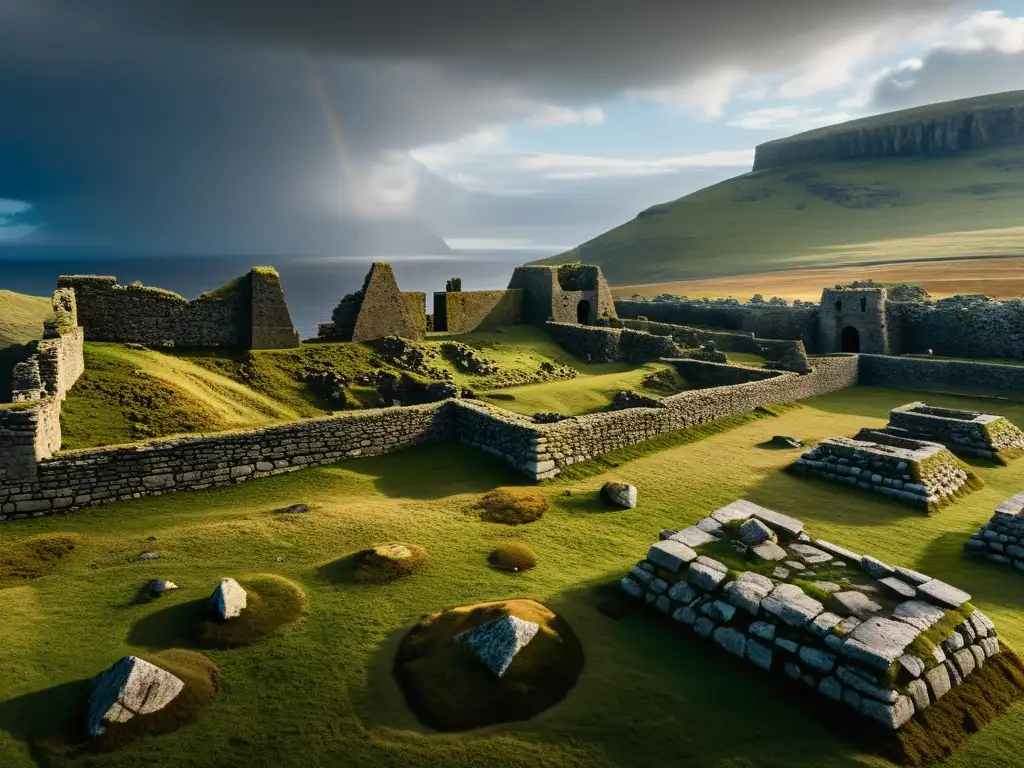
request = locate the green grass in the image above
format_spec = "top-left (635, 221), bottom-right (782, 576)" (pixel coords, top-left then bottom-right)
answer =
top-left (479, 361), bottom-right (683, 416)
top-left (0, 290), bottom-right (52, 349)
top-left (60, 344), bottom-right (300, 449)
top-left (536, 144), bottom-right (1024, 285)
top-left (3, 386), bottom-right (1024, 767)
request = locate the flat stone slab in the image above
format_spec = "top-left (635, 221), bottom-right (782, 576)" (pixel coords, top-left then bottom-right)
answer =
top-left (762, 584), bottom-right (824, 627)
top-left (670, 526), bottom-right (720, 548)
top-left (788, 543), bottom-right (833, 565)
top-left (917, 579), bottom-right (971, 609)
top-left (879, 577), bottom-right (917, 599)
top-left (752, 541), bottom-right (788, 561)
top-left (842, 617), bottom-right (922, 670)
top-left (710, 499), bottom-right (764, 525)
top-left (833, 591), bottom-right (882, 620)
top-left (689, 558), bottom-right (728, 591)
top-left (892, 599), bottom-right (950, 632)
top-left (815, 539), bottom-right (860, 561)
top-left (647, 540), bottom-right (697, 573)
top-left (750, 508), bottom-right (804, 538)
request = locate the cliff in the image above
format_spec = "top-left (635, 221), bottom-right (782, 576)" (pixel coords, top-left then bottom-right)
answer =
top-left (754, 91), bottom-right (1024, 170)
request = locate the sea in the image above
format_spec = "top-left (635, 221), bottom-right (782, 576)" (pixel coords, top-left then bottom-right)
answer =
top-left (0, 250), bottom-right (551, 339)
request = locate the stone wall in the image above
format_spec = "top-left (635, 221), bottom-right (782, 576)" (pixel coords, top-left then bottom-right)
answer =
top-left (622, 499), bottom-right (999, 731)
top-left (402, 292), bottom-right (428, 336)
top-left (886, 299), bottom-right (1024, 360)
top-left (964, 492), bottom-right (1024, 571)
top-left (666, 359), bottom-right (783, 388)
top-left (615, 299), bottom-right (819, 346)
top-left (619, 318), bottom-right (808, 361)
top-left (532, 355), bottom-right (859, 478)
top-left (59, 269), bottom-right (300, 350)
top-left (544, 322), bottom-right (680, 363)
top-left (819, 287), bottom-right (890, 354)
top-left (858, 354), bottom-right (1024, 395)
top-left (885, 402), bottom-right (1024, 462)
top-left (791, 429), bottom-right (977, 510)
top-left (433, 290), bottom-right (524, 334)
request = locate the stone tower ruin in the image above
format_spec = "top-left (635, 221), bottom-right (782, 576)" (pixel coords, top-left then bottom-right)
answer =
top-left (818, 285), bottom-right (889, 355)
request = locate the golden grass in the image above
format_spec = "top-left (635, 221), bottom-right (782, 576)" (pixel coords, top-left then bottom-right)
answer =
top-left (488, 542), bottom-right (538, 572)
top-left (614, 255), bottom-right (1024, 302)
top-left (354, 543), bottom-right (428, 584)
top-left (475, 489), bottom-right (548, 525)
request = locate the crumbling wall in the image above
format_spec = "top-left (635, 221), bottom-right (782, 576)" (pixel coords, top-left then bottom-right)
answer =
top-left (857, 355), bottom-right (1024, 395)
top-left (433, 290), bottom-right (524, 333)
top-left (666, 359), bottom-right (783, 387)
top-left (616, 299), bottom-right (819, 346)
top-left (887, 298), bottom-right (1024, 360)
top-left (544, 322), bottom-right (679, 362)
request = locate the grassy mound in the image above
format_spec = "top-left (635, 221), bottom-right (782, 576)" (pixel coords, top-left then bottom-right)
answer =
top-left (194, 575), bottom-right (306, 649)
top-left (487, 542), bottom-right (537, 572)
top-left (394, 598), bottom-right (583, 731)
top-left (354, 543), bottom-right (427, 584)
top-left (0, 534), bottom-right (79, 587)
top-left (85, 649), bottom-right (220, 754)
top-left (475, 489), bottom-right (547, 525)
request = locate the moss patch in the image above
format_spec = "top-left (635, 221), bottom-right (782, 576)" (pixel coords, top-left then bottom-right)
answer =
top-left (488, 542), bottom-right (538, 572)
top-left (194, 574), bottom-right (306, 649)
top-left (394, 598), bottom-right (584, 731)
top-left (475, 489), bottom-right (548, 525)
top-left (0, 534), bottom-right (80, 587)
top-left (353, 544), bottom-right (427, 584)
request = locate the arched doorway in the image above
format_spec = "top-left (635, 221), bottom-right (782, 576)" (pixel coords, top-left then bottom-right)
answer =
top-left (576, 299), bottom-right (592, 324)
top-left (840, 326), bottom-right (860, 353)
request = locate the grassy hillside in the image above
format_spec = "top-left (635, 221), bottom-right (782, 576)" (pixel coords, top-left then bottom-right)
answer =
top-left (538, 146), bottom-right (1024, 285)
top-left (60, 344), bottom-right (302, 449)
top-left (0, 290), bottom-right (52, 348)
top-left (2, 387), bottom-right (1024, 767)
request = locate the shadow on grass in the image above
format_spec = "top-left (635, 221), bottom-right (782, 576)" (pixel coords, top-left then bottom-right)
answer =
top-left (917, 531), bottom-right (1024, 617)
top-left (555, 490), bottom-right (625, 515)
top-left (126, 597), bottom-right (206, 650)
top-left (344, 442), bottom-right (530, 501)
top-left (315, 552), bottom-right (362, 585)
top-left (0, 677), bottom-right (90, 768)
top-left (808, 386), bottom-right (1024, 420)
top-left (743, 464), bottom-right (923, 528)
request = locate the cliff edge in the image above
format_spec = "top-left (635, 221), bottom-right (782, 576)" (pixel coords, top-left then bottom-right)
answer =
top-left (753, 90), bottom-right (1024, 171)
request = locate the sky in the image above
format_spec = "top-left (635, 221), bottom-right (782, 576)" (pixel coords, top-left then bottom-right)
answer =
top-left (1, 0), bottom-right (1023, 256)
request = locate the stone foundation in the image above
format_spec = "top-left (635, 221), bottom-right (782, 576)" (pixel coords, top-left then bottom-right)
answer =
top-left (964, 491), bottom-right (1024, 572)
top-left (791, 427), bottom-right (978, 510)
top-left (621, 500), bottom-right (999, 731)
top-left (883, 402), bottom-right (1024, 463)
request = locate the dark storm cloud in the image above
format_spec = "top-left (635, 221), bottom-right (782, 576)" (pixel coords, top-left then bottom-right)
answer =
top-left (871, 48), bottom-right (1024, 111)
top-left (1, 0), bottom-right (963, 253)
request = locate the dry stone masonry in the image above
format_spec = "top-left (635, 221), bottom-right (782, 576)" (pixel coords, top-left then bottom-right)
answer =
top-left (882, 402), bottom-right (1024, 463)
top-left (791, 425), bottom-right (979, 510)
top-left (964, 491), bottom-right (1024, 572)
top-left (620, 499), bottom-right (1000, 731)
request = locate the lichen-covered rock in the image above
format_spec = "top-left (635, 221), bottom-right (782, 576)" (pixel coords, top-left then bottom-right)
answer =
top-left (454, 615), bottom-right (540, 678)
top-left (87, 656), bottom-right (184, 736)
top-left (739, 518), bottom-right (775, 546)
top-left (210, 577), bottom-right (247, 620)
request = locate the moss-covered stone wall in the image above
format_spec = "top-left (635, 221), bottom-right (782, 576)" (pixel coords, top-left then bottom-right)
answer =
top-left (432, 290), bottom-right (524, 333)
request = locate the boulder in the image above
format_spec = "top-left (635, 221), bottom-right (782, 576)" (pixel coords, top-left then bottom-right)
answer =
top-left (454, 615), bottom-right (540, 678)
top-left (739, 518), bottom-right (775, 546)
top-left (769, 435), bottom-right (804, 448)
top-left (87, 656), bottom-right (184, 736)
top-left (272, 503), bottom-right (310, 514)
top-left (209, 577), bottom-right (247, 620)
top-left (647, 540), bottom-right (697, 573)
top-left (600, 482), bottom-right (638, 509)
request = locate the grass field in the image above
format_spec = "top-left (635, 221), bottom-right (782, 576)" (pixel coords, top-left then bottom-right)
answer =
top-left (2, 386), bottom-right (1023, 768)
top-left (0, 290), bottom-right (51, 348)
top-left (614, 256), bottom-right (1024, 302)
top-left (536, 145), bottom-right (1024, 285)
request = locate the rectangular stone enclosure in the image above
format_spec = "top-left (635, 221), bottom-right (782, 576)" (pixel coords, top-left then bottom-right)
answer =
top-left (964, 491), bottom-right (1024, 572)
top-left (885, 402), bottom-right (1024, 463)
top-left (791, 429), bottom-right (979, 510)
top-left (620, 500), bottom-right (1000, 731)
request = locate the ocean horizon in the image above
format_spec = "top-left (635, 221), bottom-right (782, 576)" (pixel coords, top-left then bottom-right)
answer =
top-left (0, 250), bottom-right (557, 338)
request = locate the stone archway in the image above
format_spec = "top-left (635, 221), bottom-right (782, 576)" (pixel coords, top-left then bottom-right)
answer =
top-left (840, 326), bottom-right (860, 353)
top-left (576, 299), bottom-right (592, 325)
